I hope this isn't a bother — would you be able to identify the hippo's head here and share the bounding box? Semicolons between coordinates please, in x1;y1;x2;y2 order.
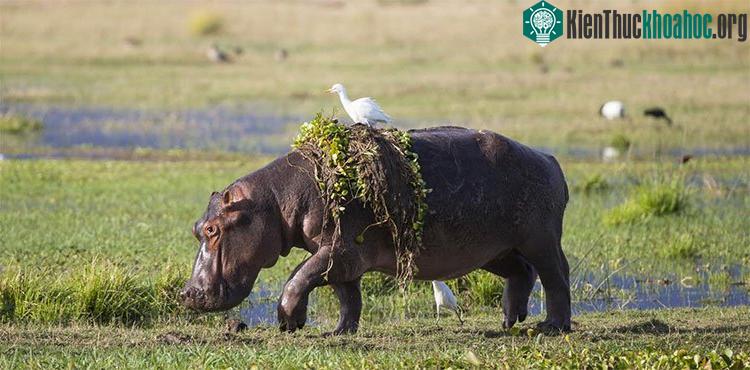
180;184;284;311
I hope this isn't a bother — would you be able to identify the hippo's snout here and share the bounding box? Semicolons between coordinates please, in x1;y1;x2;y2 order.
180;286;205;302
180;286;208;309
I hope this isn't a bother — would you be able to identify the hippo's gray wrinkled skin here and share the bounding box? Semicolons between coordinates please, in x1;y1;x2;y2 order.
181;126;570;334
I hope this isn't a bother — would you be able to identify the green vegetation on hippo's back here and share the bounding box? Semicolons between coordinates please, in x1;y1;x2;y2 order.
292;113;429;287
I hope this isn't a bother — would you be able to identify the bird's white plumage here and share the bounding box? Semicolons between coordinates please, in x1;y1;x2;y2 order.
600;100;625;120
432;280;463;324
432;281;458;310
602;146;620;162
327;83;391;127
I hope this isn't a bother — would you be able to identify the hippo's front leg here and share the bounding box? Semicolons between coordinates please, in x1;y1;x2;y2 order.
277;254;328;332
331;278;362;334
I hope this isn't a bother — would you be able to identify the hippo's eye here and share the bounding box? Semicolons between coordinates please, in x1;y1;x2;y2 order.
205;225;218;237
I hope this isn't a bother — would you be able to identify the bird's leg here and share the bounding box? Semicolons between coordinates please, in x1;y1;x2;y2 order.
455;307;465;326
435;305;441;324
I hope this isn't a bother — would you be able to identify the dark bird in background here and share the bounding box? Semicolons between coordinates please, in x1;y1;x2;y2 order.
123;36;142;48
275;48;288;62
207;44;230;63
644;107;672;125
680;154;693;165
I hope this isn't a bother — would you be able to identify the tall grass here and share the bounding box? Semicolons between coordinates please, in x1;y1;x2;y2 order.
604;178;689;226
0;263;188;325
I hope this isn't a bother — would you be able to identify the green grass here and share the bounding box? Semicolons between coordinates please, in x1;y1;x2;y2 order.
0;156;748;366
0;113;43;134
0;307;748;368
0;263;187;325
604;178;689;225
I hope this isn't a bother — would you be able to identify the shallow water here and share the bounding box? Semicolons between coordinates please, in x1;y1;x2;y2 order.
1;103;299;154
3;103;749;160
527;263;749;316
238;265;748;327
239;285;278;327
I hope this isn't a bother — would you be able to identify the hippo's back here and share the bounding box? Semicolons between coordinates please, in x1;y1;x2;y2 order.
409;126;568;242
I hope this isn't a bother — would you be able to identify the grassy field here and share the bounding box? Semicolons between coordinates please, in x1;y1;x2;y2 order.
0;158;748;366
2;307;749;368
1;0;749;152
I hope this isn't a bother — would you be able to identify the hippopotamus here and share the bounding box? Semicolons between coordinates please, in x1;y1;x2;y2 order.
181;126;571;333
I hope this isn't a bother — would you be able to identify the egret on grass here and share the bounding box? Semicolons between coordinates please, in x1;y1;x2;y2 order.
432;281;464;325
599;101;626;120
326;83;392;127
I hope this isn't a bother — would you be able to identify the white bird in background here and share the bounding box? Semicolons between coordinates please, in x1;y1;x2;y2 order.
432;281;464;325
326;83;392;127
599;100;626;120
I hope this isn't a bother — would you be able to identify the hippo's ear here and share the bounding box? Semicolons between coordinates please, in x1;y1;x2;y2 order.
222;185;250;208
222;187;245;207
222;190;233;206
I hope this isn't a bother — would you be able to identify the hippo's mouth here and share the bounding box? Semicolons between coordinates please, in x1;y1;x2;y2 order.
180;280;246;312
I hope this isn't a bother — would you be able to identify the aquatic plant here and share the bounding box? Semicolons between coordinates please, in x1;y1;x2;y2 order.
0;113;43;134
663;233;702;259
610;133;632;153
574;173;610;194
293;113;430;289
604;179;688;225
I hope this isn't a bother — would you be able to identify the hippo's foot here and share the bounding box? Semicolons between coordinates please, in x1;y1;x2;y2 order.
536;318;571;334
277;302;308;333
502;296;528;329
501;268;535;329
332;320;359;335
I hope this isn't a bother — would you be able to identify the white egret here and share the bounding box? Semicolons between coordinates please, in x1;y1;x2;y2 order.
599;101;625;120
326;83;392;127
432;281;464;325
602;146;620;162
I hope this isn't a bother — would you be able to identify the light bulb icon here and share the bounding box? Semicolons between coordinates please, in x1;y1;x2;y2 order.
530;8;556;47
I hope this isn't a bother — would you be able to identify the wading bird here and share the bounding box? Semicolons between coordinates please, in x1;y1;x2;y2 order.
599;101;626;120
326;83;391;127
432;281;464;325
207;44;230;63
644;107;672;125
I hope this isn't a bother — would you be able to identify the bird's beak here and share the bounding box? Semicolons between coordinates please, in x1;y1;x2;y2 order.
325;88;333;93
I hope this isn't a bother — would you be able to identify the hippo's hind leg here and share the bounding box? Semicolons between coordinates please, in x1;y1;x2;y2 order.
519;231;571;333
483;251;537;329
331;278;362;334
